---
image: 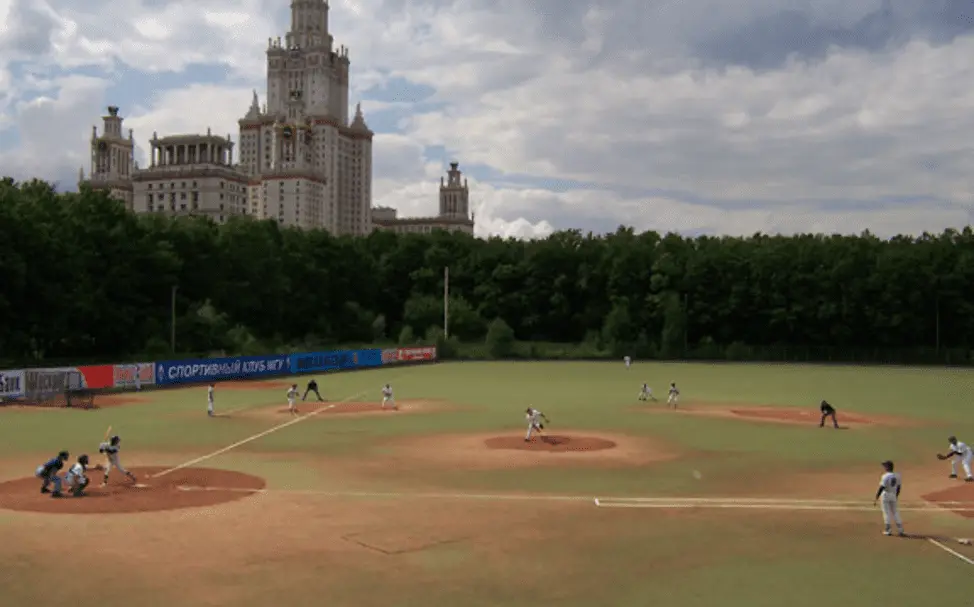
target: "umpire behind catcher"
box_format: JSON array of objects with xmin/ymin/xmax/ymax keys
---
[{"xmin": 302, "ymin": 379, "xmax": 324, "ymax": 402}]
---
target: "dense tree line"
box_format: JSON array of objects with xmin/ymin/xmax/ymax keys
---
[{"xmin": 2, "ymin": 177, "xmax": 974, "ymax": 366}]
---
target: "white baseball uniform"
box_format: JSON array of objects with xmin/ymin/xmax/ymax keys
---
[
  {"xmin": 624, "ymin": 356, "xmax": 631, "ymax": 369},
  {"xmin": 287, "ymin": 387, "xmax": 298, "ymax": 412},
  {"xmin": 381, "ymin": 385, "xmax": 394, "ymax": 409},
  {"xmin": 667, "ymin": 384, "xmax": 680, "ymax": 406},
  {"xmin": 99, "ymin": 442, "xmax": 133, "ymax": 480},
  {"xmin": 949, "ymin": 440, "xmax": 973, "ymax": 479},
  {"xmin": 134, "ymin": 364, "xmax": 142, "ymax": 391},
  {"xmin": 638, "ymin": 384, "xmax": 653, "ymax": 400},
  {"xmin": 207, "ymin": 386, "xmax": 215, "ymax": 416},
  {"xmin": 525, "ymin": 408, "xmax": 544, "ymax": 440},
  {"xmin": 877, "ymin": 471, "xmax": 904, "ymax": 535},
  {"xmin": 64, "ymin": 462, "xmax": 88, "ymax": 492}
]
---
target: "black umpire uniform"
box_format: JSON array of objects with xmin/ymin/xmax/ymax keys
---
[
  {"xmin": 819, "ymin": 400, "xmax": 839, "ymax": 428},
  {"xmin": 303, "ymin": 379, "xmax": 323, "ymax": 401}
]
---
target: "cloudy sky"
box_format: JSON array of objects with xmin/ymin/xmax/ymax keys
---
[{"xmin": 1, "ymin": 0, "xmax": 973, "ymax": 239}]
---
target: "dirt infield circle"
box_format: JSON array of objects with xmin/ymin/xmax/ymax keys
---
[
  {"xmin": 0, "ymin": 467, "xmax": 265, "ymax": 514},
  {"xmin": 922, "ymin": 483, "xmax": 974, "ymax": 519},
  {"xmin": 730, "ymin": 407, "xmax": 874, "ymax": 425},
  {"xmin": 485, "ymin": 435, "xmax": 616, "ymax": 452}
]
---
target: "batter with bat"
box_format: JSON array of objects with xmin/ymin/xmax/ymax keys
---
[
  {"xmin": 937, "ymin": 436, "xmax": 973, "ymax": 481},
  {"xmin": 98, "ymin": 427, "xmax": 138, "ymax": 486}
]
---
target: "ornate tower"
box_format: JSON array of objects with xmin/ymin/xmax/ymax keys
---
[
  {"xmin": 81, "ymin": 106, "xmax": 135, "ymax": 210},
  {"xmin": 439, "ymin": 161, "xmax": 470, "ymax": 219}
]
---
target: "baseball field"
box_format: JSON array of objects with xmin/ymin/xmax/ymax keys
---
[{"xmin": 0, "ymin": 360, "xmax": 972, "ymax": 606}]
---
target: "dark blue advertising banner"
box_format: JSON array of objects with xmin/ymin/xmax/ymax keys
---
[{"xmin": 156, "ymin": 354, "xmax": 290, "ymax": 385}]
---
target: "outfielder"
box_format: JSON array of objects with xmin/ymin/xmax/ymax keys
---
[
  {"xmin": 64, "ymin": 455, "xmax": 91, "ymax": 497},
  {"xmin": 667, "ymin": 383, "xmax": 680, "ymax": 408},
  {"xmin": 98, "ymin": 435, "xmax": 137, "ymax": 485},
  {"xmin": 819, "ymin": 400, "xmax": 839, "ymax": 429},
  {"xmin": 207, "ymin": 383, "xmax": 215, "ymax": 417},
  {"xmin": 381, "ymin": 384, "xmax": 396, "ymax": 410},
  {"xmin": 287, "ymin": 384, "xmax": 299, "ymax": 416},
  {"xmin": 525, "ymin": 407, "xmax": 549, "ymax": 441},
  {"xmin": 873, "ymin": 460, "xmax": 905, "ymax": 536},
  {"xmin": 624, "ymin": 356, "xmax": 631, "ymax": 369},
  {"xmin": 134, "ymin": 363, "xmax": 142, "ymax": 391},
  {"xmin": 939, "ymin": 436, "xmax": 973, "ymax": 481},
  {"xmin": 638, "ymin": 383, "xmax": 656, "ymax": 401},
  {"xmin": 35, "ymin": 450, "xmax": 69, "ymax": 497}
]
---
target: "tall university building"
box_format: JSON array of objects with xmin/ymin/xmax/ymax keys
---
[{"xmin": 79, "ymin": 0, "xmax": 474, "ymax": 236}]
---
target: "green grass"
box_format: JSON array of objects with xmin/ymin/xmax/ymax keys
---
[{"xmin": 1, "ymin": 360, "xmax": 973, "ymax": 606}]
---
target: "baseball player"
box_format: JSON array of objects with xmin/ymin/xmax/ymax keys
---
[
  {"xmin": 873, "ymin": 460, "xmax": 905, "ymax": 536},
  {"xmin": 381, "ymin": 384, "xmax": 396, "ymax": 410},
  {"xmin": 525, "ymin": 407, "xmax": 549, "ymax": 441},
  {"xmin": 638, "ymin": 383, "xmax": 656, "ymax": 401},
  {"xmin": 98, "ymin": 435, "xmax": 137, "ymax": 486},
  {"xmin": 207, "ymin": 383, "xmax": 215, "ymax": 417},
  {"xmin": 624, "ymin": 356, "xmax": 631, "ymax": 369},
  {"xmin": 667, "ymin": 383, "xmax": 680, "ymax": 408},
  {"xmin": 287, "ymin": 384, "xmax": 299, "ymax": 415},
  {"xmin": 302, "ymin": 378, "xmax": 323, "ymax": 401},
  {"xmin": 64, "ymin": 455, "xmax": 91, "ymax": 497},
  {"xmin": 134, "ymin": 363, "xmax": 142, "ymax": 391},
  {"xmin": 35, "ymin": 450, "xmax": 69, "ymax": 497},
  {"xmin": 819, "ymin": 400, "xmax": 839, "ymax": 429},
  {"xmin": 939, "ymin": 436, "xmax": 973, "ymax": 481}
]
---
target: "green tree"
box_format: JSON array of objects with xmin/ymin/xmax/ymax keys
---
[{"xmin": 485, "ymin": 318, "xmax": 515, "ymax": 358}]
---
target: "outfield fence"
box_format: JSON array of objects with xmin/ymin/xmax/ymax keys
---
[{"xmin": 0, "ymin": 345, "xmax": 438, "ymax": 408}]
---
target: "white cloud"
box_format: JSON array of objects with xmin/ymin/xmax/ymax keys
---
[{"xmin": 2, "ymin": 0, "xmax": 974, "ymax": 239}]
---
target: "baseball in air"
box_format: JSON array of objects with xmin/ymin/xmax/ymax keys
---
[{"xmin": 692, "ymin": 470, "xmax": 703, "ymax": 480}]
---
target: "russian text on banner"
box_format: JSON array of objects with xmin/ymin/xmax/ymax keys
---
[
  {"xmin": 289, "ymin": 349, "xmax": 382, "ymax": 374},
  {"xmin": 156, "ymin": 354, "xmax": 290, "ymax": 386}
]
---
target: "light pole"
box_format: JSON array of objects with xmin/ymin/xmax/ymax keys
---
[{"xmin": 171, "ymin": 285, "xmax": 178, "ymax": 353}]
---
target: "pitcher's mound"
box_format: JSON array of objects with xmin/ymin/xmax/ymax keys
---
[
  {"xmin": 0, "ymin": 467, "xmax": 265, "ymax": 514},
  {"xmin": 485, "ymin": 435, "xmax": 616, "ymax": 452}
]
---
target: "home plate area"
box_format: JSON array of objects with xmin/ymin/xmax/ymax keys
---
[{"xmin": 0, "ymin": 467, "xmax": 265, "ymax": 514}]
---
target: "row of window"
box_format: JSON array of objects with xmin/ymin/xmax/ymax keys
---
[{"xmin": 145, "ymin": 181, "xmax": 242, "ymax": 191}]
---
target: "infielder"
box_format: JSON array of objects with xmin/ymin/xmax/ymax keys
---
[
  {"xmin": 873, "ymin": 460, "xmax": 905, "ymax": 536},
  {"xmin": 819, "ymin": 400, "xmax": 839, "ymax": 429},
  {"xmin": 939, "ymin": 436, "xmax": 973, "ymax": 481},
  {"xmin": 98, "ymin": 435, "xmax": 137, "ymax": 486},
  {"xmin": 638, "ymin": 383, "xmax": 656, "ymax": 401},
  {"xmin": 381, "ymin": 384, "xmax": 396, "ymax": 410},
  {"xmin": 624, "ymin": 356, "xmax": 631, "ymax": 369},
  {"xmin": 64, "ymin": 455, "xmax": 91, "ymax": 497},
  {"xmin": 525, "ymin": 407, "xmax": 549, "ymax": 441},
  {"xmin": 287, "ymin": 384, "xmax": 299, "ymax": 416},
  {"xmin": 207, "ymin": 383, "xmax": 215, "ymax": 417},
  {"xmin": 667, "ymin": 382, "xmax": 680, "ymax": 408},
  {"xmin": 35, "ymin": 450, "xmax": 69, "ymax": 497}
]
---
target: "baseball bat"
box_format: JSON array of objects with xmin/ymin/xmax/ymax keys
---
[{"xmin": 103, "ymin": 425, "xmax": 112, "ymax": 441}]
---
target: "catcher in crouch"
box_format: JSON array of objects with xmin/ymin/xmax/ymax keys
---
[{"xmin": 98, "ymin": 435, "xmax": 138, "ymax": 486}]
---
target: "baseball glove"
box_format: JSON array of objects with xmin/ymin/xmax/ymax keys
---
[{"xmin": 937, "ymin": 454, "xmax": 947, "ymax": 460}]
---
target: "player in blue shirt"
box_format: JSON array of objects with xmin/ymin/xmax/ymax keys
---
[{"xmin": 35, "ymin": 450, "xmax": 69, "ymax": 497}]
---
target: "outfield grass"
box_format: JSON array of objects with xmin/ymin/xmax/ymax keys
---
[{"xmin": 0, "ymin": 361, "xmax": 972, "ymax": 606}]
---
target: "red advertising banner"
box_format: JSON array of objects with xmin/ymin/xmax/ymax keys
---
[
  {"xmin": 397, "ymin": 346, "xmax": 437, "ymax": 362},
  {"xmin": 76, "ymin": 365, "xmax": 114, "ymax": 389}
]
